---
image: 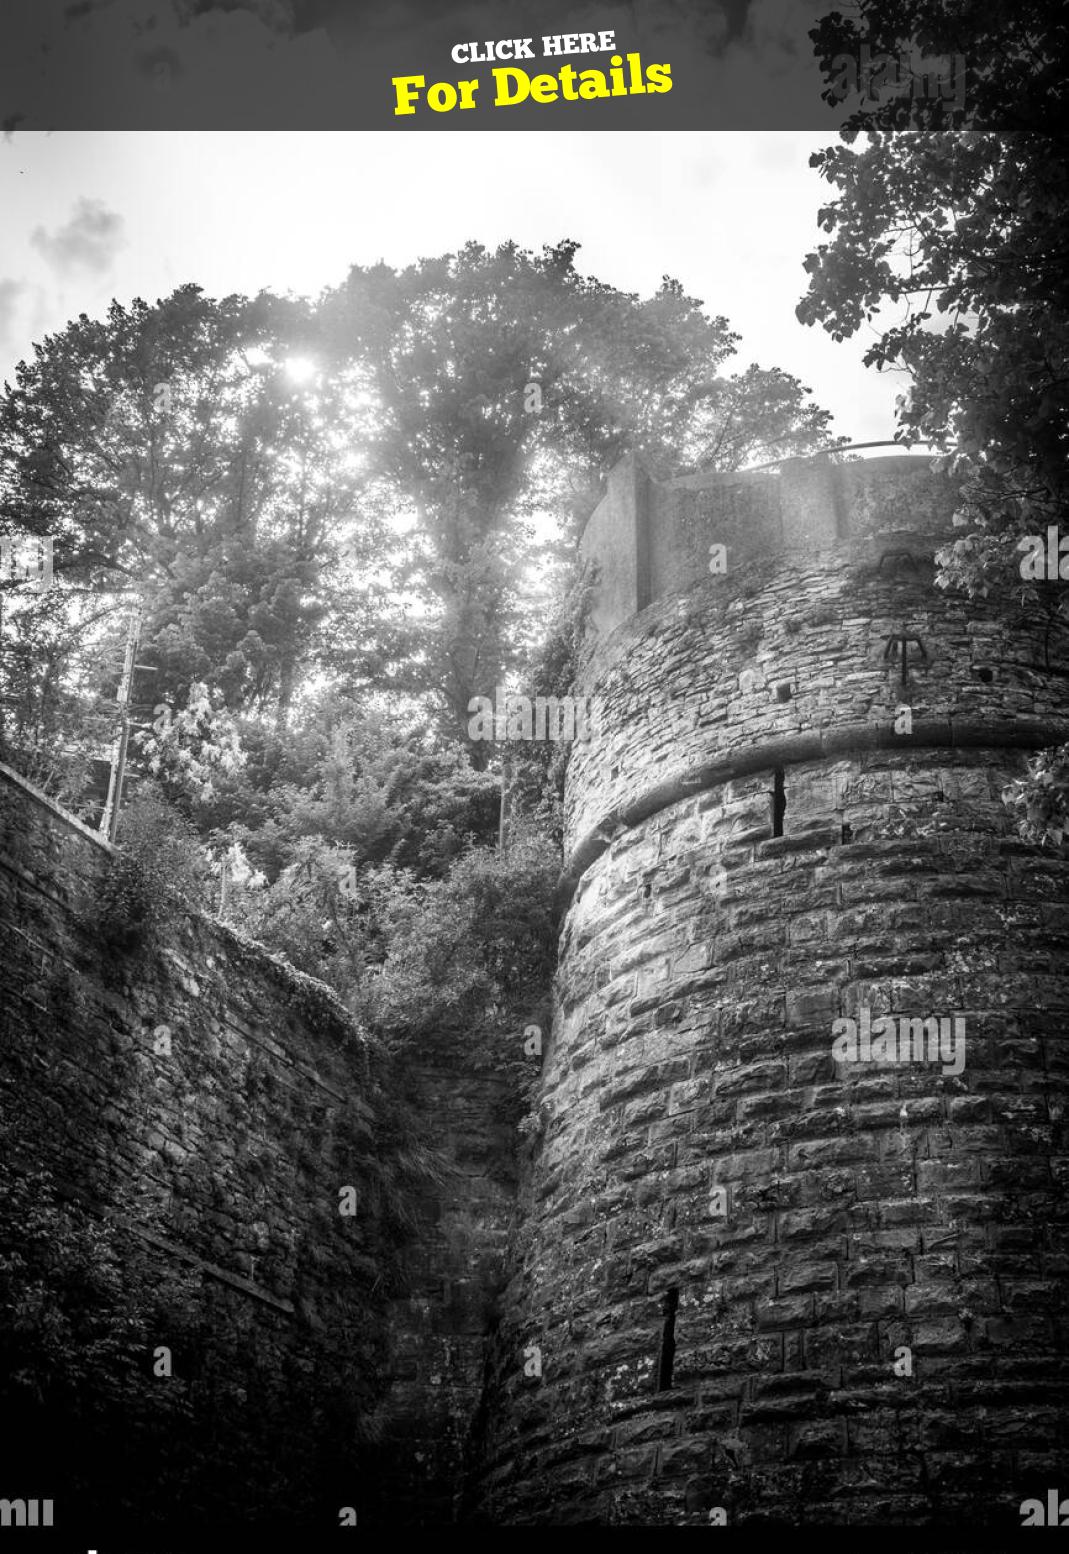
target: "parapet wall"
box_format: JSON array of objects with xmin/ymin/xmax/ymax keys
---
[{"xmin": 581, "ymin": 453, "xmax": 960, "ymax": 640}]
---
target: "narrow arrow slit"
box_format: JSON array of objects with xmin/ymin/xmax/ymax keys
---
[
  {"xmin": 657, "ymin": 1287, "xmax": 678, "ymax": 1391},
  {"xmin": 772, "ymin": 767, "xmax": 786, "ymax": 837}
]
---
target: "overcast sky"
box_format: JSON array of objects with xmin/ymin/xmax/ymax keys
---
[{"xmin": 0, "ymin": 130, "xmax": 906, "ymax": 452}]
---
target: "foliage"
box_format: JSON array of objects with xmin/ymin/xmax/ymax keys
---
[
  {"xmin": 809, "ymin": 0, "xmax": 1065, "ymax": 131},
  {"xmin": 798, "ymin": 130, "xmax": 1069, "ymax": 838},
  {"xmin": 798, "ymin": 132, "xmax": 1068, "ymax": 597},
  {"xmin": 227, "ymin": 818, "xmax": 559, "ymax": 1122},
  {"xmin": 320, "ymin": 240, "xmax": 836, "ymax": 751},
  {"xmin": 495, "ymin": 558, "xmax": 600, "ymax": 847},
  {"xmin": 96, "ymin": 786, "xmax": 212, "ymax": 950},
  {"xmin": 359, "ymin": 824, "xmax": 558, "ymax": 1055},
  {"xmin": 133, "ymin": 677, "xmax": 246, "ymax": 804},
  {"xmin": 0, "ymin": 1153, "xmax": 403, "ymax": 1529},
  {"xmin": 228, "ymin": 834, "xmax": 376, "ymax": 995},
  {"xmin": 0, "ymin": 1159, "xmax": 189, "ymax": 1414},
  {"xmin": 0, "ymin": 583, "xmax": 125, "ymax": 809},
  {"xmin": 0, "ymin": 1157, "xmax": 199, "ymax": 1519},
  {"xmin": 0, "ymin": 283, "xmax": 385, "ymax": 761},
  {"xmin": 204, "ymin": 698, "xmax": 502, "ymax": 882},
  {"xmin": 1002, "ymin": 744, "xmax": 1069, "ymax": 848}
]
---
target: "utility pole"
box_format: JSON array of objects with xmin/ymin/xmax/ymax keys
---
[
  {"xmin": 99, "ymin": 601, "xmax": 142, "ymax": 843},
  {"xmin": 498, "ymin": 746, "xmax": 511, "ymax": 853}
]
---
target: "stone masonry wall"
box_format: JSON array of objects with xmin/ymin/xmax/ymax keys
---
[
  {"xmin": 472, "ymin": 456, "xmax": 1069, "ymax": 1528},
  {"xmin": 371, "ymin": 1050, "xmax": 518, "ymax": 1525},
  {"xmin": 4, "ymin": 447, "xmax": 1068, "ymax": 1531},
  {"xmin": 567, "ymin": 455, "xmax": 1068, "ymax": 865},
  {"xmin": 0, "ymin": 761, "xmax": 515, "ymax": 1533}
]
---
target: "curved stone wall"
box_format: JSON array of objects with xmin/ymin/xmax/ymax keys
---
[
  {"xmin": 473, "ymin": 456, "xmax": 1069, "ymax": 1528},
  {"xmin": 565, "ymin": 456, "xmax": 1069, "ymax": 879}
]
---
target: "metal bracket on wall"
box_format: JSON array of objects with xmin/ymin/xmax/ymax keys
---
[{"xmin": 883, "ymin": 632, "xmax": 928, "ymax": 687}]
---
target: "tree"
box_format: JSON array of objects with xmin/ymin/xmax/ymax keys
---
[
  {"xmin": 809, "ymin": 0, "xmax": 1066, "ymax": 131},
  {"xmin": 797, "ymin": 130, "xmax": 1069, "ymax": 839},
  {"xmin": 0, "ymin": 283, "xmax": 386, "ymax": 783},
  {"xmin": 134, "ymin": 680, "xmax": 245, "ymax": 806},
  {"xmin": 206, "ymin": 696, "xmax": 501, "ymax": 883},
  {"xmin": 798, "ymin": 133, "xmax": 1068, "ymax": 582},
  {"xmin": 0, "ymin": 576, "xmax": 122, "ymax": 804},
  {"xmin": 358, "ymin": 824, "xmax": 559, "ymax": 1056},
  {"xmin": 2, "ymin": 248, "xmax": 837, "ymax": 842},
  {"xmin": 321, "ymin": 240, "xmax": 836, "ymax": 756}
]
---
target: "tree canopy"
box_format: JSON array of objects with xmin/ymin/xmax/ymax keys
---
[
  {"xmin": 797, "ymin": 127, "xmax": 1068, "ymax": 841},
  {"xmin": 2, "ymin": 241, "xmax": 834, "ymax": 785},
  {"xmin": 318, "ymin": 239, "xmax": 834, "ymax": 750},
  {"xmin": 0, "ymin": 237, "xmax": 847, "ymax": 1045},
  {"xmin": 810, "ymin": 0, "xmax": 1066, "ymax": 130}
]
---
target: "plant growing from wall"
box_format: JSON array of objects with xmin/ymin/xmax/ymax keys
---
[
  {"xmin": 503, "ymin": 560, "xmax": 598, "ymax": 842},
  {"xmin": 94, "ymin": 786, "xmax": 212, "ymax": 953},
  {"xmin": 0, "ymin": 1158, "xmax": 201, "ymax": 1510},
  {"xmin": 0, "ymin": 1073, "xmax": 438, "ymax": 1528},
  {"xmin": 1003, "ymin": 744, "xmax": 1069, "ymax": 849}
]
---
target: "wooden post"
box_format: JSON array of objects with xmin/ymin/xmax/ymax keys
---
[
  {"xmin": 100, "ymin": 602, "xmax": 142, "ymax": 842},
  {"xmin": 499, "ymin": 747, "xmax": 510, "ymax": 853}
]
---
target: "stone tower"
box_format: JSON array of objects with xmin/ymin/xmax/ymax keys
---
[{"xmin": 472, "ymin": 453, "xmax": 1069, "ymax": 1528}]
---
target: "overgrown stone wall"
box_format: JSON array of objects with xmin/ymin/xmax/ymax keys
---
[
  {"xmin": 0, "ymin": 762, "xmax": 515, "ymax": 1534},
  {"xmin": 5, "ymin": 449, "xmax": 1068, "ymax": 1531},
  {"xmin": 473, "ymin": 455, "xmax": 1069, "ymax": 1527}
]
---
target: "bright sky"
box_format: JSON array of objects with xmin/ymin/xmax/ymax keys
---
[{"xmin": 0, "ymin": 130, "xmax": 906, "ymax": 452}]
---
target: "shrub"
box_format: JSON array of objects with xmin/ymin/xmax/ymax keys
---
[{"xmin": 96, "ymin": 787, "xmax": 212, "ymax": 951}]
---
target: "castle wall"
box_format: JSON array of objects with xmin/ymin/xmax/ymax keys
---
[
  {"xmin": 0, "ymin": 762, "xmax": 514, "ymax": 1530},
  {"xmin": 4, "ymin": 450, "xmax": 1067, "ymax": 1529},
  {"xmin": 474, "ymin": 456, "xmax": 1069, "ymax": 1527},
  {"xmin": 373, "ymin": 1049, "xmax": 517, "ymax": 1524}
]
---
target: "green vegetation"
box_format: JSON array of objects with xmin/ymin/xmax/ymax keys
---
[
  {"xmin": 1, "ymin": 239, "xmax": 834, "ymax": 1021},
  {"xmin": 798, "ymin": 125, "xmax": 1067, "ymax": 844}
]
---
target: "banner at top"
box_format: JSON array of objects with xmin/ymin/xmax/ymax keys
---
[{"xmin": 0, "ymin": 0, "xmax": 1057, "ymax": 132}]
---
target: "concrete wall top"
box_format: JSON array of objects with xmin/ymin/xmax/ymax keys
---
[{"xmin": 579, "ymin": 453, "xmax": 960, "ymax": 641}]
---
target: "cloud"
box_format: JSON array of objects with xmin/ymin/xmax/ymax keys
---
[
  {"xmin": 180, "ymin": 0, "xmax": 297, "ymax": 26},
  {"xmin": 30, "ymin": 197, "xmax": 125, "ymax": 273}
]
